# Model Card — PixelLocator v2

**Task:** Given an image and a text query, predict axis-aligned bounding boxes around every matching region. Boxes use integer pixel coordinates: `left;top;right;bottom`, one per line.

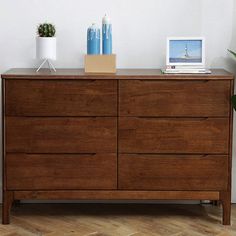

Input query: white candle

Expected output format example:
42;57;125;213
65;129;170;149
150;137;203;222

102;14;111;25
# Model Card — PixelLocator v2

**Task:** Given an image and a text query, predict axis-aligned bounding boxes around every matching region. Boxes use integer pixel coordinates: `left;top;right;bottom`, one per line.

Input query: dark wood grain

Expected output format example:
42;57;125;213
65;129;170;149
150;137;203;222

1;69;234;80
220;191;231;225
119;117;229;154
6;117;117;153
219;80;235;225
14;190;220;200
6;80;117;116
120;80;230;117
2;79;6;192
118;154;228;191
2;191;14;224
6;153;117;190
1;68;234;225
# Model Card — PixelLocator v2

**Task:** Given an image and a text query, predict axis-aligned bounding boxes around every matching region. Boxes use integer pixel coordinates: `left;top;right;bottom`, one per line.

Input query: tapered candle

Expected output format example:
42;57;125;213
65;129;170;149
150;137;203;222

102;15;112;55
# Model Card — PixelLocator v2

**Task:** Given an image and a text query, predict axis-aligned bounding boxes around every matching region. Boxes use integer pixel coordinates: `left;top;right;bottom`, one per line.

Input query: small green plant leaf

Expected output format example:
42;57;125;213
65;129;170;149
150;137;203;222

232;95;236;111
228;49;236;59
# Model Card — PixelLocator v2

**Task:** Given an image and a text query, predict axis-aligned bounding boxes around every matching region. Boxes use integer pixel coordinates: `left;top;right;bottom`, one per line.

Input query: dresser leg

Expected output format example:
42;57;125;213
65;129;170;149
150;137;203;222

220;191;231;225
2;191;14;224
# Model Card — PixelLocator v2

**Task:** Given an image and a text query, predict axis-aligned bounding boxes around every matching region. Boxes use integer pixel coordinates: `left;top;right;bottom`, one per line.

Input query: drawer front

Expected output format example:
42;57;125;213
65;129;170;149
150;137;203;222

119;117;229;154
6;80;117;116
7;153;117;190
6;117;117;153
119;80;230;117
119;154;228;190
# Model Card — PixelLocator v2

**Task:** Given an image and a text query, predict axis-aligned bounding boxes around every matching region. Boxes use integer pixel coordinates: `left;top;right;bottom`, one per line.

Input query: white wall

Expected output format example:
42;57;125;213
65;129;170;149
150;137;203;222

0;0;236;202
0;0;202;69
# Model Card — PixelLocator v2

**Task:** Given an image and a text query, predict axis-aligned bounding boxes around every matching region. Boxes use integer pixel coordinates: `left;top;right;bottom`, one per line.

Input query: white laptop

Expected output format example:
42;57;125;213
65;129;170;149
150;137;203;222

162;37;211;74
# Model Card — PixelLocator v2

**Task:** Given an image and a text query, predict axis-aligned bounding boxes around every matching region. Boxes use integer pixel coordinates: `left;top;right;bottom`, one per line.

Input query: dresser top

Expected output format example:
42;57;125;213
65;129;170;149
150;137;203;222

1;68;234;80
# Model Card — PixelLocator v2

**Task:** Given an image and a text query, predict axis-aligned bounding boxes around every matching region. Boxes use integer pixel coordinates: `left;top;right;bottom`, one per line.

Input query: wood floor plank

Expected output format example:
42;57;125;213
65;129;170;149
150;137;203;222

0;204;235;235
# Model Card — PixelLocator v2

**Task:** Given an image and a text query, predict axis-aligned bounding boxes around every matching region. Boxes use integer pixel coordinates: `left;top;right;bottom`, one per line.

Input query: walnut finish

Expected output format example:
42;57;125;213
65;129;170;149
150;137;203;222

119;80;230;117
1;69;234;225
2;68;233;80
118;154;228;190
14;190;220;201
6;117;117;153
6;80;117;116
6;153;117;190
119;117;229;154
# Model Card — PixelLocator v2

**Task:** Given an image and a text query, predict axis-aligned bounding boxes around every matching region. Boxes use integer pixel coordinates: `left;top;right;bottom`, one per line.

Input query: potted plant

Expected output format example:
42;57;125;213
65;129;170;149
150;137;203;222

228;49;236;110
36;23;56;72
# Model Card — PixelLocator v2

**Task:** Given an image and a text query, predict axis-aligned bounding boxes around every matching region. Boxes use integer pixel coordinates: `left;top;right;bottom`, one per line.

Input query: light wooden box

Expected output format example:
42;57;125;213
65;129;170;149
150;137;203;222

84;54;116;74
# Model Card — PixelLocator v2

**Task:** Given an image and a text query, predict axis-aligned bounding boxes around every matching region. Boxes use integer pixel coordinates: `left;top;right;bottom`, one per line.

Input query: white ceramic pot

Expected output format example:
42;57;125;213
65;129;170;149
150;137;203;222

36;37;56;60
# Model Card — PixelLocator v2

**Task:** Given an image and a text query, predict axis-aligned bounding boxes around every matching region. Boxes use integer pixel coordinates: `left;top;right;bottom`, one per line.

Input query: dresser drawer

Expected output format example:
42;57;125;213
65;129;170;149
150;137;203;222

6;80;117;116
119;154;228;190
6;153;117;190
6;117;117;153
119;117;229;154
119;80;230;117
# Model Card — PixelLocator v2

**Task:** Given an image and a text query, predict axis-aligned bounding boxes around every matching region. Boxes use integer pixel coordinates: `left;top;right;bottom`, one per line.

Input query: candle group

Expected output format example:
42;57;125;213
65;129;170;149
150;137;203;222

87;15;112;55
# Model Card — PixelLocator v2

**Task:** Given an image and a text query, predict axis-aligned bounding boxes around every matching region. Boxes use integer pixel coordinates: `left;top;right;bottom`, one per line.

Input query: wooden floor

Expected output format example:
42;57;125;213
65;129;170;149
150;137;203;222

0;203;236;236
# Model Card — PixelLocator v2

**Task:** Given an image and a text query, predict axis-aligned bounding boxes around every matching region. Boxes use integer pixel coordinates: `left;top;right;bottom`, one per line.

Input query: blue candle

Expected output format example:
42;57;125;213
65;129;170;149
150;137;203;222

87;24;100;55
102;15;112;55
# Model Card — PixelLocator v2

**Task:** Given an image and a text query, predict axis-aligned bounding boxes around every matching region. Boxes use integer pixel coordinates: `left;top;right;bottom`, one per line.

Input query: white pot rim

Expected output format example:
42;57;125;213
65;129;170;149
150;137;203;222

36;36;56;39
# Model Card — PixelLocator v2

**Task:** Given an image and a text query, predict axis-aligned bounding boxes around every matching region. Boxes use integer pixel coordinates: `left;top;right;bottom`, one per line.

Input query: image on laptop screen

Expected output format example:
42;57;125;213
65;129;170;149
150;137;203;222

169;39;203;64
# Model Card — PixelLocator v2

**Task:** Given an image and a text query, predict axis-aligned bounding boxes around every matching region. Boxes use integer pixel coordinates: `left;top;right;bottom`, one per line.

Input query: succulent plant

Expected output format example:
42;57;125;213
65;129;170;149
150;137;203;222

37;23;56;37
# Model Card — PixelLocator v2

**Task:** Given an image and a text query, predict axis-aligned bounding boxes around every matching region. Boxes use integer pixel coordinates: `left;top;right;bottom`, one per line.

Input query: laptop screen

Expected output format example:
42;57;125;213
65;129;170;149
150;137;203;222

168;39;204;65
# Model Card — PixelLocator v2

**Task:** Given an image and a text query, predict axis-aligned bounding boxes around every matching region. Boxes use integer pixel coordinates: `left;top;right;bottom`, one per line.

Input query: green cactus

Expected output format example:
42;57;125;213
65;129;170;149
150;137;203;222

37;23;56;37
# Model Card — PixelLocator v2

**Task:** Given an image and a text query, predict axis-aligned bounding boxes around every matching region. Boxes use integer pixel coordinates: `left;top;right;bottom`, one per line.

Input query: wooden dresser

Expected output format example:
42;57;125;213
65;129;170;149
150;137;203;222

1;69;234;225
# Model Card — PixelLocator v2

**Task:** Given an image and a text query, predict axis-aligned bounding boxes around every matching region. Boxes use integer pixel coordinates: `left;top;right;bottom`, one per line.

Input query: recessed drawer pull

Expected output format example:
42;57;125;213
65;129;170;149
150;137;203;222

191;117;209;121
83;153;96;156
24;153;97;156
62;153;97;156
138;79;162;82
201;154;209;158
125;154;211;158
77;79;96;83
184;80;210;83
137;79;210;83
135;117;209;120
